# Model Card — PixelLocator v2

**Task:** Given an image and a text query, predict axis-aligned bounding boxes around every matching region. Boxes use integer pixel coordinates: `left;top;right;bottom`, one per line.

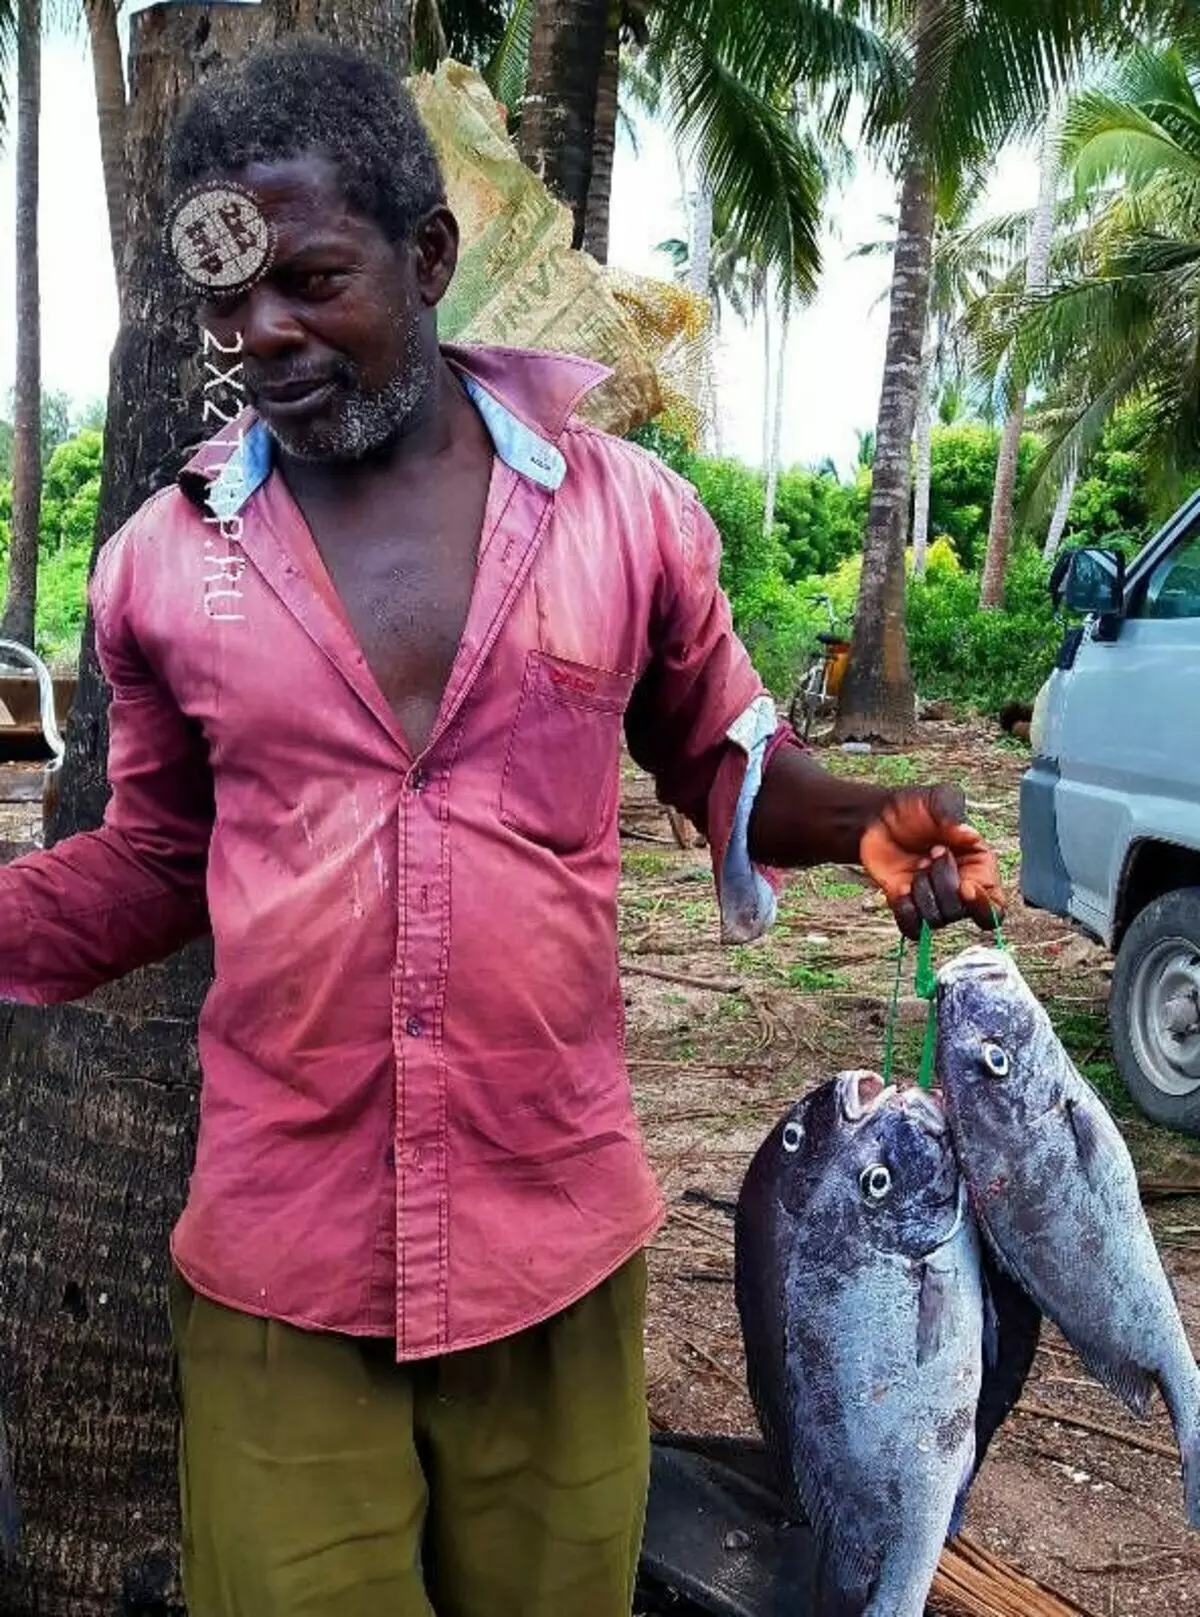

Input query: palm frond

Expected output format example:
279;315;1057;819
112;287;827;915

482;0;536;119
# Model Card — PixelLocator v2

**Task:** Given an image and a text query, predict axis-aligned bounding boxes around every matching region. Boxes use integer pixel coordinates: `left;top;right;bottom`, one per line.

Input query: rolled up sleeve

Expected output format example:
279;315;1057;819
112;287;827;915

624;487;788;942
0;528;213;1004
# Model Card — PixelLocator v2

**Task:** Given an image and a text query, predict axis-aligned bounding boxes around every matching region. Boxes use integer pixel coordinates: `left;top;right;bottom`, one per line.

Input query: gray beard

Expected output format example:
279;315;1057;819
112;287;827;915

264;350;436;464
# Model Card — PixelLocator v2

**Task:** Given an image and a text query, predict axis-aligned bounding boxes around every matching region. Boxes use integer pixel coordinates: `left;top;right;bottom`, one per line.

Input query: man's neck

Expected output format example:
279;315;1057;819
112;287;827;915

274;356;472;507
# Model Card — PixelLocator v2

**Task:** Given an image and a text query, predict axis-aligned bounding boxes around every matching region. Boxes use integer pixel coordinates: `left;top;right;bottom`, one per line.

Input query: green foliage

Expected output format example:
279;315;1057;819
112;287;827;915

0;427;102;665
907;547;1062;710
773;466;867;577
927;423;1039;568
39;430;103;556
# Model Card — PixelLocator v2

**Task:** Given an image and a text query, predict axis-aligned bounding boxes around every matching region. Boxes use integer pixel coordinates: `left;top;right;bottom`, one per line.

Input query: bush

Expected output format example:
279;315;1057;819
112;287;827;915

907;548;1061;711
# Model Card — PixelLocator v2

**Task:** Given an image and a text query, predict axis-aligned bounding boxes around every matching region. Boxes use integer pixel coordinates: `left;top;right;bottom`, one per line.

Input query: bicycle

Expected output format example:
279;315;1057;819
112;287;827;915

786;596;853;742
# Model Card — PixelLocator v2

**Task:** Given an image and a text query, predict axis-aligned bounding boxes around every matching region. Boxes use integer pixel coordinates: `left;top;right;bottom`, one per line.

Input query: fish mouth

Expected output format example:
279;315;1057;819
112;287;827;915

892;1082;949;1137
836;1072;949;1138
837;1070;889;1121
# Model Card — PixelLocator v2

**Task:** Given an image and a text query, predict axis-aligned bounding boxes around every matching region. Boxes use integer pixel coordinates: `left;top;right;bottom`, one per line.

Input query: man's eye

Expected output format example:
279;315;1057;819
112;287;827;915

292;271;341;298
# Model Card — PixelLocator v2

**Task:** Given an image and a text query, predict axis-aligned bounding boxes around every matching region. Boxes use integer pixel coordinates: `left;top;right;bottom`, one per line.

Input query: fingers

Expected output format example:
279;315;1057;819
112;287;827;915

962;879;1005;932
929;850;968;924
909;851;967;931
924;782;968;829
893;893;923;941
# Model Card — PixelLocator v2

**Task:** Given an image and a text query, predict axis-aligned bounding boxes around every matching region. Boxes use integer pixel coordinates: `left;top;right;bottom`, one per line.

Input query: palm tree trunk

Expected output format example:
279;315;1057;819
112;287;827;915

581;0;619;261
2;0;41;652
833;148;935;741
761;293;772;474
1043;453;1079;562
980;123;1060;608
0;7;411;1612
911;334;933;577
83;0;128;304
518;0;610;247
688;183;713;300
683;179;713;422
763;293;789;535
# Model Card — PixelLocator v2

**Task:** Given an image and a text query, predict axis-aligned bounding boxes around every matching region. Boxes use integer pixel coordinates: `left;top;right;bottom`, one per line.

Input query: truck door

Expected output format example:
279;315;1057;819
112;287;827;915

1053;520;1200;942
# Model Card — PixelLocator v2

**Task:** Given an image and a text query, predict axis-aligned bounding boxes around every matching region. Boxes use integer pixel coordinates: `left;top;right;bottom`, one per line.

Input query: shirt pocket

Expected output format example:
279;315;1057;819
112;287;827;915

500;651;635;855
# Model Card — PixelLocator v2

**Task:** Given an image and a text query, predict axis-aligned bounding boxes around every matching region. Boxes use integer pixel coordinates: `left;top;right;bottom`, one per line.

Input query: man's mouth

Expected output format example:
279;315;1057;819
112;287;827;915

252;377;338;416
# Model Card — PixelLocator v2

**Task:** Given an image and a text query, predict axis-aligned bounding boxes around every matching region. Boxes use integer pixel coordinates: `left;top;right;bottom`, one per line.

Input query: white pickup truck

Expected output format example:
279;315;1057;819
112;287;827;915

1020;502;1200;1136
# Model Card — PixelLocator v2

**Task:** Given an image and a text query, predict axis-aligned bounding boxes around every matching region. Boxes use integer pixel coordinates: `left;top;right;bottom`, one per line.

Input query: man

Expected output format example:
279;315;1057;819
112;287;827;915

0;38;1002;1617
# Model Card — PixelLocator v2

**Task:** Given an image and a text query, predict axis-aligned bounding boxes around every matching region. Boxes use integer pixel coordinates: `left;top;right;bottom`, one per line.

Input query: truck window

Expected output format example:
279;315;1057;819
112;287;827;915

1138;529;1200;620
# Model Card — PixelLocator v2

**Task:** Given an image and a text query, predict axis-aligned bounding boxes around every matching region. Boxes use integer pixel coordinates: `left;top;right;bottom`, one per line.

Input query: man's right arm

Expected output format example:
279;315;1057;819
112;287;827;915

0;532;214;1005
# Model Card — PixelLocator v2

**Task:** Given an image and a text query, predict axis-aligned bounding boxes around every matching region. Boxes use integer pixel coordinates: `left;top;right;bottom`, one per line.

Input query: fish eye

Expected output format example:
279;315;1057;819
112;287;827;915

860;1164;892;1203
981;1041;1011;1078
782;1121;804;1153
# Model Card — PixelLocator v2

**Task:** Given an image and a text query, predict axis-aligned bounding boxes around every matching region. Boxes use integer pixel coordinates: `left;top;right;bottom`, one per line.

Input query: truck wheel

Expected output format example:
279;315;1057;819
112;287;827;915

1110;887;1200;1137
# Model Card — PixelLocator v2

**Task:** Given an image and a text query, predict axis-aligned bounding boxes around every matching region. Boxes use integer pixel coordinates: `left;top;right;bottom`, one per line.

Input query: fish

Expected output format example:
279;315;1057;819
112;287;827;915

936;943;1200;1526
734;1071;984;1616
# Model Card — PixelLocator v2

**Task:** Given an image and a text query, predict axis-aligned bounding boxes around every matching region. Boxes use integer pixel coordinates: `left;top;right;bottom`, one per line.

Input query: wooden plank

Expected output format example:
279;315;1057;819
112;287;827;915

0;767;45;804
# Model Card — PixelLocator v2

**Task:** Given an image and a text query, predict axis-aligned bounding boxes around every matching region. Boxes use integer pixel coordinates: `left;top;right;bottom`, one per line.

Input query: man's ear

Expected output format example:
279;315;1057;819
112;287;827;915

413;206;459;308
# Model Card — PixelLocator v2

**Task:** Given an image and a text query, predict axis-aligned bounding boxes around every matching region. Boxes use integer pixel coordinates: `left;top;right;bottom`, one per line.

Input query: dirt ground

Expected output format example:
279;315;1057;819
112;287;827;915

621;718;1200;1617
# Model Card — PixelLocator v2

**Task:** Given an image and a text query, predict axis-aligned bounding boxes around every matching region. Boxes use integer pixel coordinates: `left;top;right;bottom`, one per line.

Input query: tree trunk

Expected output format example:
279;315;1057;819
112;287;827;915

763;294;789;536
84;0;129;306
0;6;410;1614
911;335;933;577
761;293;772;474
979;123;1060;609
833;149;935;741
2;0;41;651
683;178;713;431
581;0;619;262
517;0;610;248
1043;452;1079;562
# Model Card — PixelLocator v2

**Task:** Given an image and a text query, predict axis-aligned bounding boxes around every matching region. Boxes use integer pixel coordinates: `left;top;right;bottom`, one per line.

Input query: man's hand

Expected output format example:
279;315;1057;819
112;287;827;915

860;784;1004;941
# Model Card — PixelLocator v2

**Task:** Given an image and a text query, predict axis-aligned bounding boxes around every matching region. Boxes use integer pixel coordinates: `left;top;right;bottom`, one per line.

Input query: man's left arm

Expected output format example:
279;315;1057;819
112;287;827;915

748;745;1004;940
626;485;1003;942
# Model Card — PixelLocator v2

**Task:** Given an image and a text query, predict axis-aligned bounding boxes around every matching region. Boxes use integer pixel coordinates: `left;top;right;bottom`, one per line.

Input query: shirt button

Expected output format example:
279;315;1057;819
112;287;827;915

406;1014;424;1038
410;767;429;792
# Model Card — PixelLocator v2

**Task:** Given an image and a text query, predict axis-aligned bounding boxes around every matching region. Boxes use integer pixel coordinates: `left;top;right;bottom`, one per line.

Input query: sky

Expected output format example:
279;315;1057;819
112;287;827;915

0;35;1041;478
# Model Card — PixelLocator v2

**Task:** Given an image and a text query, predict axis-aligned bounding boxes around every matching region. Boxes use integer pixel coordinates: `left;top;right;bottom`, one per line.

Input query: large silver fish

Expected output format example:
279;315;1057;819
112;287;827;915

937;944;1200;1526
735;1071;983;1616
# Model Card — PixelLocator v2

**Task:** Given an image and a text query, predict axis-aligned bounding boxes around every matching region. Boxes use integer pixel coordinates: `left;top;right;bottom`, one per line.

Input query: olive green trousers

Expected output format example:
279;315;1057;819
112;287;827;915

169;1256;649;1617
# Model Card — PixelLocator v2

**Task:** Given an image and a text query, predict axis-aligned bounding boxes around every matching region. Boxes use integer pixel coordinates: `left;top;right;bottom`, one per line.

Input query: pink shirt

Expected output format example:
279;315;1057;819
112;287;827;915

0;346;781;1358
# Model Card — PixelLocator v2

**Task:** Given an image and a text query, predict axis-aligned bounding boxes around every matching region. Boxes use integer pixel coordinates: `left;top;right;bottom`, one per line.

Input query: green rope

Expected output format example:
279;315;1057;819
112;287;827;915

881;935;907;1084
882;907;1008;1089
915;923;938;1091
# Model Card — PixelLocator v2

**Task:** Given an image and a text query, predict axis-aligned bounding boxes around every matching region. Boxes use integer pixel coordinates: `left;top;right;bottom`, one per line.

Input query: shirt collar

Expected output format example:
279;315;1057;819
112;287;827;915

179;344;610;519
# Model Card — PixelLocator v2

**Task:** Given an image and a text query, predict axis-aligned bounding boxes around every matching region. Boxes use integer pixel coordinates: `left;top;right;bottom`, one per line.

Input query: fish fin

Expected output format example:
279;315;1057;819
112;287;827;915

1075;1347;1156;1419
948;1450;976;1540
974;1247;1042;1474
917;1261;955;1367
1066;1097;1104;1182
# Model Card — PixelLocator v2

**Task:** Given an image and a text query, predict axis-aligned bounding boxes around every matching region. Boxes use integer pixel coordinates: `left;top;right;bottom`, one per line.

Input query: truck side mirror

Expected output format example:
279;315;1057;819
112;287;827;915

1050;547;1125;616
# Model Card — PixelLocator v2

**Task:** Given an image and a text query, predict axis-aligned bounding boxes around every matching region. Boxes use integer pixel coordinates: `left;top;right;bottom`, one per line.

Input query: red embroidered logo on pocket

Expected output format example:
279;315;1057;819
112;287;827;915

548;666;597;695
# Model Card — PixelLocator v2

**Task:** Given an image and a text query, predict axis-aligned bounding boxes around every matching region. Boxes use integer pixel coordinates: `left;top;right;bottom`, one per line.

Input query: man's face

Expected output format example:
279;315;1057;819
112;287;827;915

194;154;454;463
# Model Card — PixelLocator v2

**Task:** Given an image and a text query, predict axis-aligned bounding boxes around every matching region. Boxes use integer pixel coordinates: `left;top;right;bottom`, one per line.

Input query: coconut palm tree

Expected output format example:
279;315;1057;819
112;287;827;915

494;0;897;292
995;43;1200;513
1;0;41;649
854;161;1001;576
832;0;1196;741
978;119;1062;608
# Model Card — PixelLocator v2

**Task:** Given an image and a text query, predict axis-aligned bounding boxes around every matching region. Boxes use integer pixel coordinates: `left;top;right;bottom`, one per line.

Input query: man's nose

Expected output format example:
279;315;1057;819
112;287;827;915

237;283;306;358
